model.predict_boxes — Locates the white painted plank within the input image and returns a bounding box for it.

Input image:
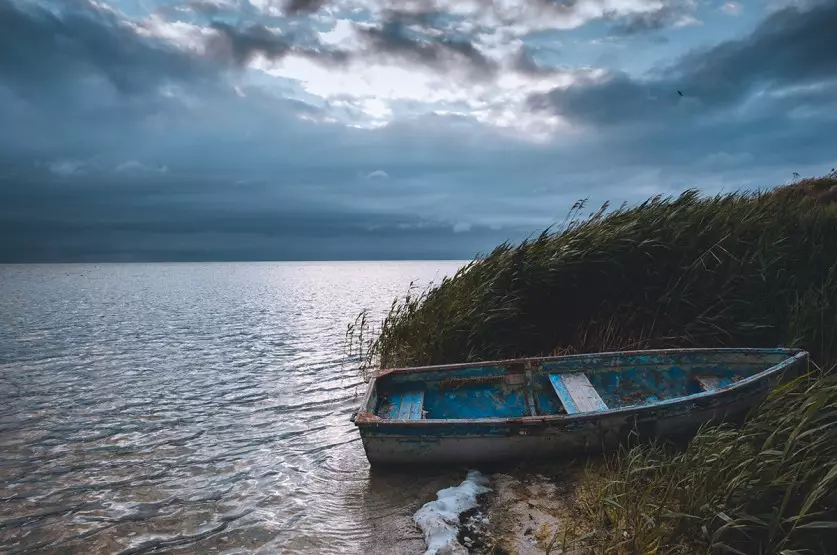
[549,373,607,414]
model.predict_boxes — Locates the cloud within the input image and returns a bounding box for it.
[609,3,697,36]
[115,160,169,174]
[208,21,292,65]
[0,0,342,105]
[0,0,228,162]
[183,0,238,15]
[284,0,328,14]
[530,1,837,125]
[204,21,350,67]
[217,1,702,132]
[358,19,497,78]
[0,0,835,263]
[47,160,86,177]
[260,0,688,34]
[365,170,390,180]
[673,14,701,27]
[510,47,549,75]
[0,0,209,98]
[0,0,571,262]
[0,0,667,139]
[721,2,743,16]
[0,171,535,261]
[0,0,333,161]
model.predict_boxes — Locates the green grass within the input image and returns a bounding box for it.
[348,173,837,554]
[351,174,837,371]
[574,371,837,554]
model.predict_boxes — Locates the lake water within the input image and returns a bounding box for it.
[0,261,470,554]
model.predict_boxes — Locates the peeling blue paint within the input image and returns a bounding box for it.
[354,348,809,465]
[380,390,425,420]
[547,374,580,413]
[376,376,528,420]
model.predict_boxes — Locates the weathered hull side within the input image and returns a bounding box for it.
[356,352,806,465]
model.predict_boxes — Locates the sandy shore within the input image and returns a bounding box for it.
[470,464,586,555]
[361,462,590,555]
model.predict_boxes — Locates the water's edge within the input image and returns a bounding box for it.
[0,261,466,554]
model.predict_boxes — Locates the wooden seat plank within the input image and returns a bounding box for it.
[390,390,425,420]
[549,373,607,414]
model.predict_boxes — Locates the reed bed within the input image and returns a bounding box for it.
[351,174,837,372]
[347,173,837,553]
[574,371,837,554]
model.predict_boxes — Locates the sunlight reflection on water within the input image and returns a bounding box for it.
[0,261,467,554]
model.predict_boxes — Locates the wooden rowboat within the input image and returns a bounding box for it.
[351,348,808,466]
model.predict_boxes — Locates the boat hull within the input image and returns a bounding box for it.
[354,348,808,466]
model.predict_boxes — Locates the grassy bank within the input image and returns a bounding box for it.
[575,372,837,554]
[354,173,837,370]
[351,173,837,553]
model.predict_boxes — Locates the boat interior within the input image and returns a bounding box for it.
[369,350,795,421]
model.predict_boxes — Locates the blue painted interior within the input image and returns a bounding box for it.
[372,351,790,420]
[423,381,527,419]
[381,390,425,420]
[375,378,528,420]
[586,367,699,408]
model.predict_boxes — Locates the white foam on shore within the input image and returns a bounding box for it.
[413,470,492,555]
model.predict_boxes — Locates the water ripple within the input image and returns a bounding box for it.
[0,262,464,554]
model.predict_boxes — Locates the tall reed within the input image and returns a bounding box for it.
[355,176,837,370]
[575,371,837,554]
[346,174,837,553]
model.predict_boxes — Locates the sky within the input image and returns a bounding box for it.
[0,0,835,261]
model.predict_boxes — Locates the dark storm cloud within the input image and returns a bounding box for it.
[0,0,345,157]
[360,19,497,77]
[0,0,208,97]
[676,2,837,103]
[283,0,328,14]
[0,0,538,265]
[0,0,233,159]
[275,0,622,22]
[1,0,834,263]
[208,21,350,67]
[0,173,527,261]
[0,0,341,100]
[530,1,837,125]
[208,21,292,64]
[199,7,489,73]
